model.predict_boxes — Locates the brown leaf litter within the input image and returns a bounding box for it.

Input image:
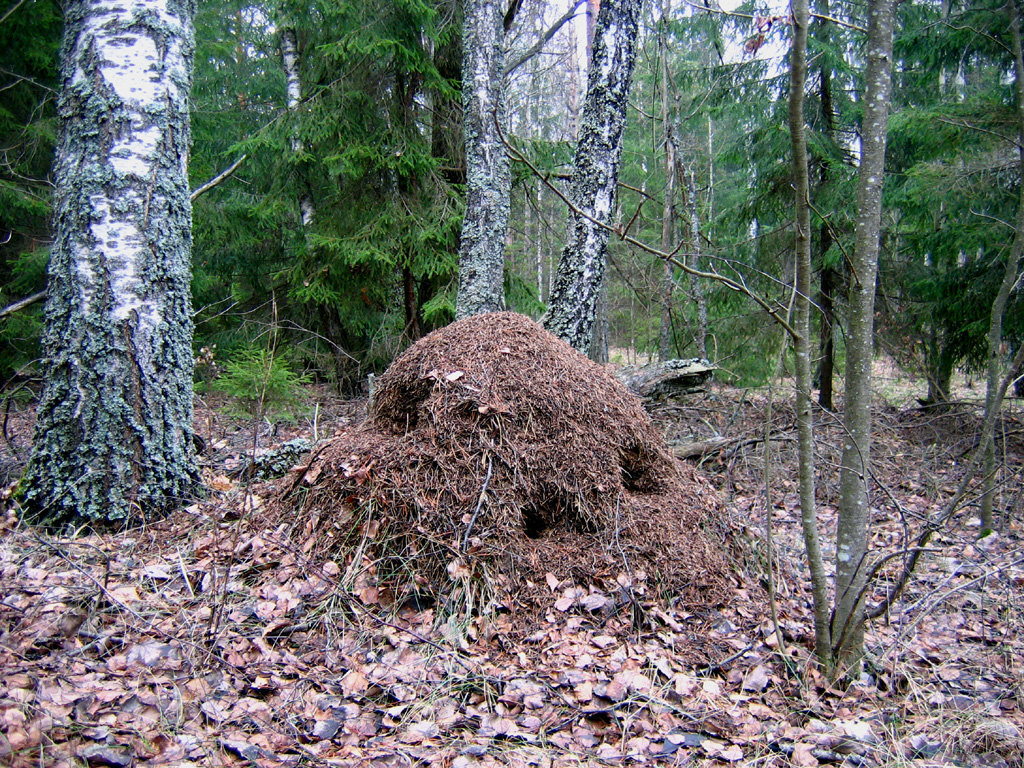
[271,312,738,625]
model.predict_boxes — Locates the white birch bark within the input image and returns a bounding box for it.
[833,0,896,670]
[25,0,199,525]
[684,168,707,357]
[281,26,314,228]
[455,0,510,319]
[544,0,642,352]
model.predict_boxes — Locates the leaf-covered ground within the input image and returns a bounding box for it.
[1,382,1021,767]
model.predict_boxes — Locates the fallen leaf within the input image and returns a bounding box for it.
[792,742,819,766]
[741,664,770,692]
[720,744,744,762]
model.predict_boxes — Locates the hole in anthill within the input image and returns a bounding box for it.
[522,508,547,539]
[619,443,654,492]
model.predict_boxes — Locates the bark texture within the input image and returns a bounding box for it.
[455,0,510,319]
[658,3,677,362]
[788,0,832,670]
[544,0,642,352]
[833,0,896,670]
[25,0,199,525]
[684,169,707,357]
[281,26,314,228]
[614,358,714,399]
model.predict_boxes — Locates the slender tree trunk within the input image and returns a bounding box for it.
[818,250,836,408]
[544,0,642,352]
[658,2,677,362]
[25,0,199,526]
[980,2,1024,530]
[789,0,832,670]
[431,7,465,183]
[684,168,707,357]
[925,333,955,404]
[455,0,510,318]
[281,26,314,228]
[586,0,599,67]
[814,0,836,410]
[833,0,896,672]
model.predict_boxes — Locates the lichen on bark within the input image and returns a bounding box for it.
[543,0,642,353]
[24,0,200,526]
[455,0,510,319]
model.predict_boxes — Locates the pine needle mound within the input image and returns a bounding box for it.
[285,312,733,615]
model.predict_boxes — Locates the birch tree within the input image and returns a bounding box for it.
[24,0,199,525]
[833,0,896,670]
[544,0,642,352]
[281,25,314,229]
[455,0,511,318]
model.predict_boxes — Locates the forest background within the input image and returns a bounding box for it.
[3,0,1022,401]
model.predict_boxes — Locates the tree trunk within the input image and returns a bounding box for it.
[684,168,707,357]
[281,26,314,229]
[814,0,836,411]
[431,7,465,183]
[833,0,896,672]
[980,2,1024,530]
[455,0,510,318]
[789,0,832,671]
[925,331,955,405]
[544,0,642,352]
[25,0,199,526]
[818,252,836,409]
[657,1,677,362]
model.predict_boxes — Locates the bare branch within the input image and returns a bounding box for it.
[190,154,247,202]
[496,119,800,340]
[505,1,586,76]
[0,0,29,27]
[0,289,46,319]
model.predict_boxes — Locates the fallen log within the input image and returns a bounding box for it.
[670,432,797,460]
[615,358,715,399]
[670,436,733,459]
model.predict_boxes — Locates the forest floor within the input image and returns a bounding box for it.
[0,372,1021,768]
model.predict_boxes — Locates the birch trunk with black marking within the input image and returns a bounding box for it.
[455,0,510,319]
[544,0,642,352]
[833,0,896,672]
[25,0,200,526]
[684,168,707,358]
[281,26,314,229]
